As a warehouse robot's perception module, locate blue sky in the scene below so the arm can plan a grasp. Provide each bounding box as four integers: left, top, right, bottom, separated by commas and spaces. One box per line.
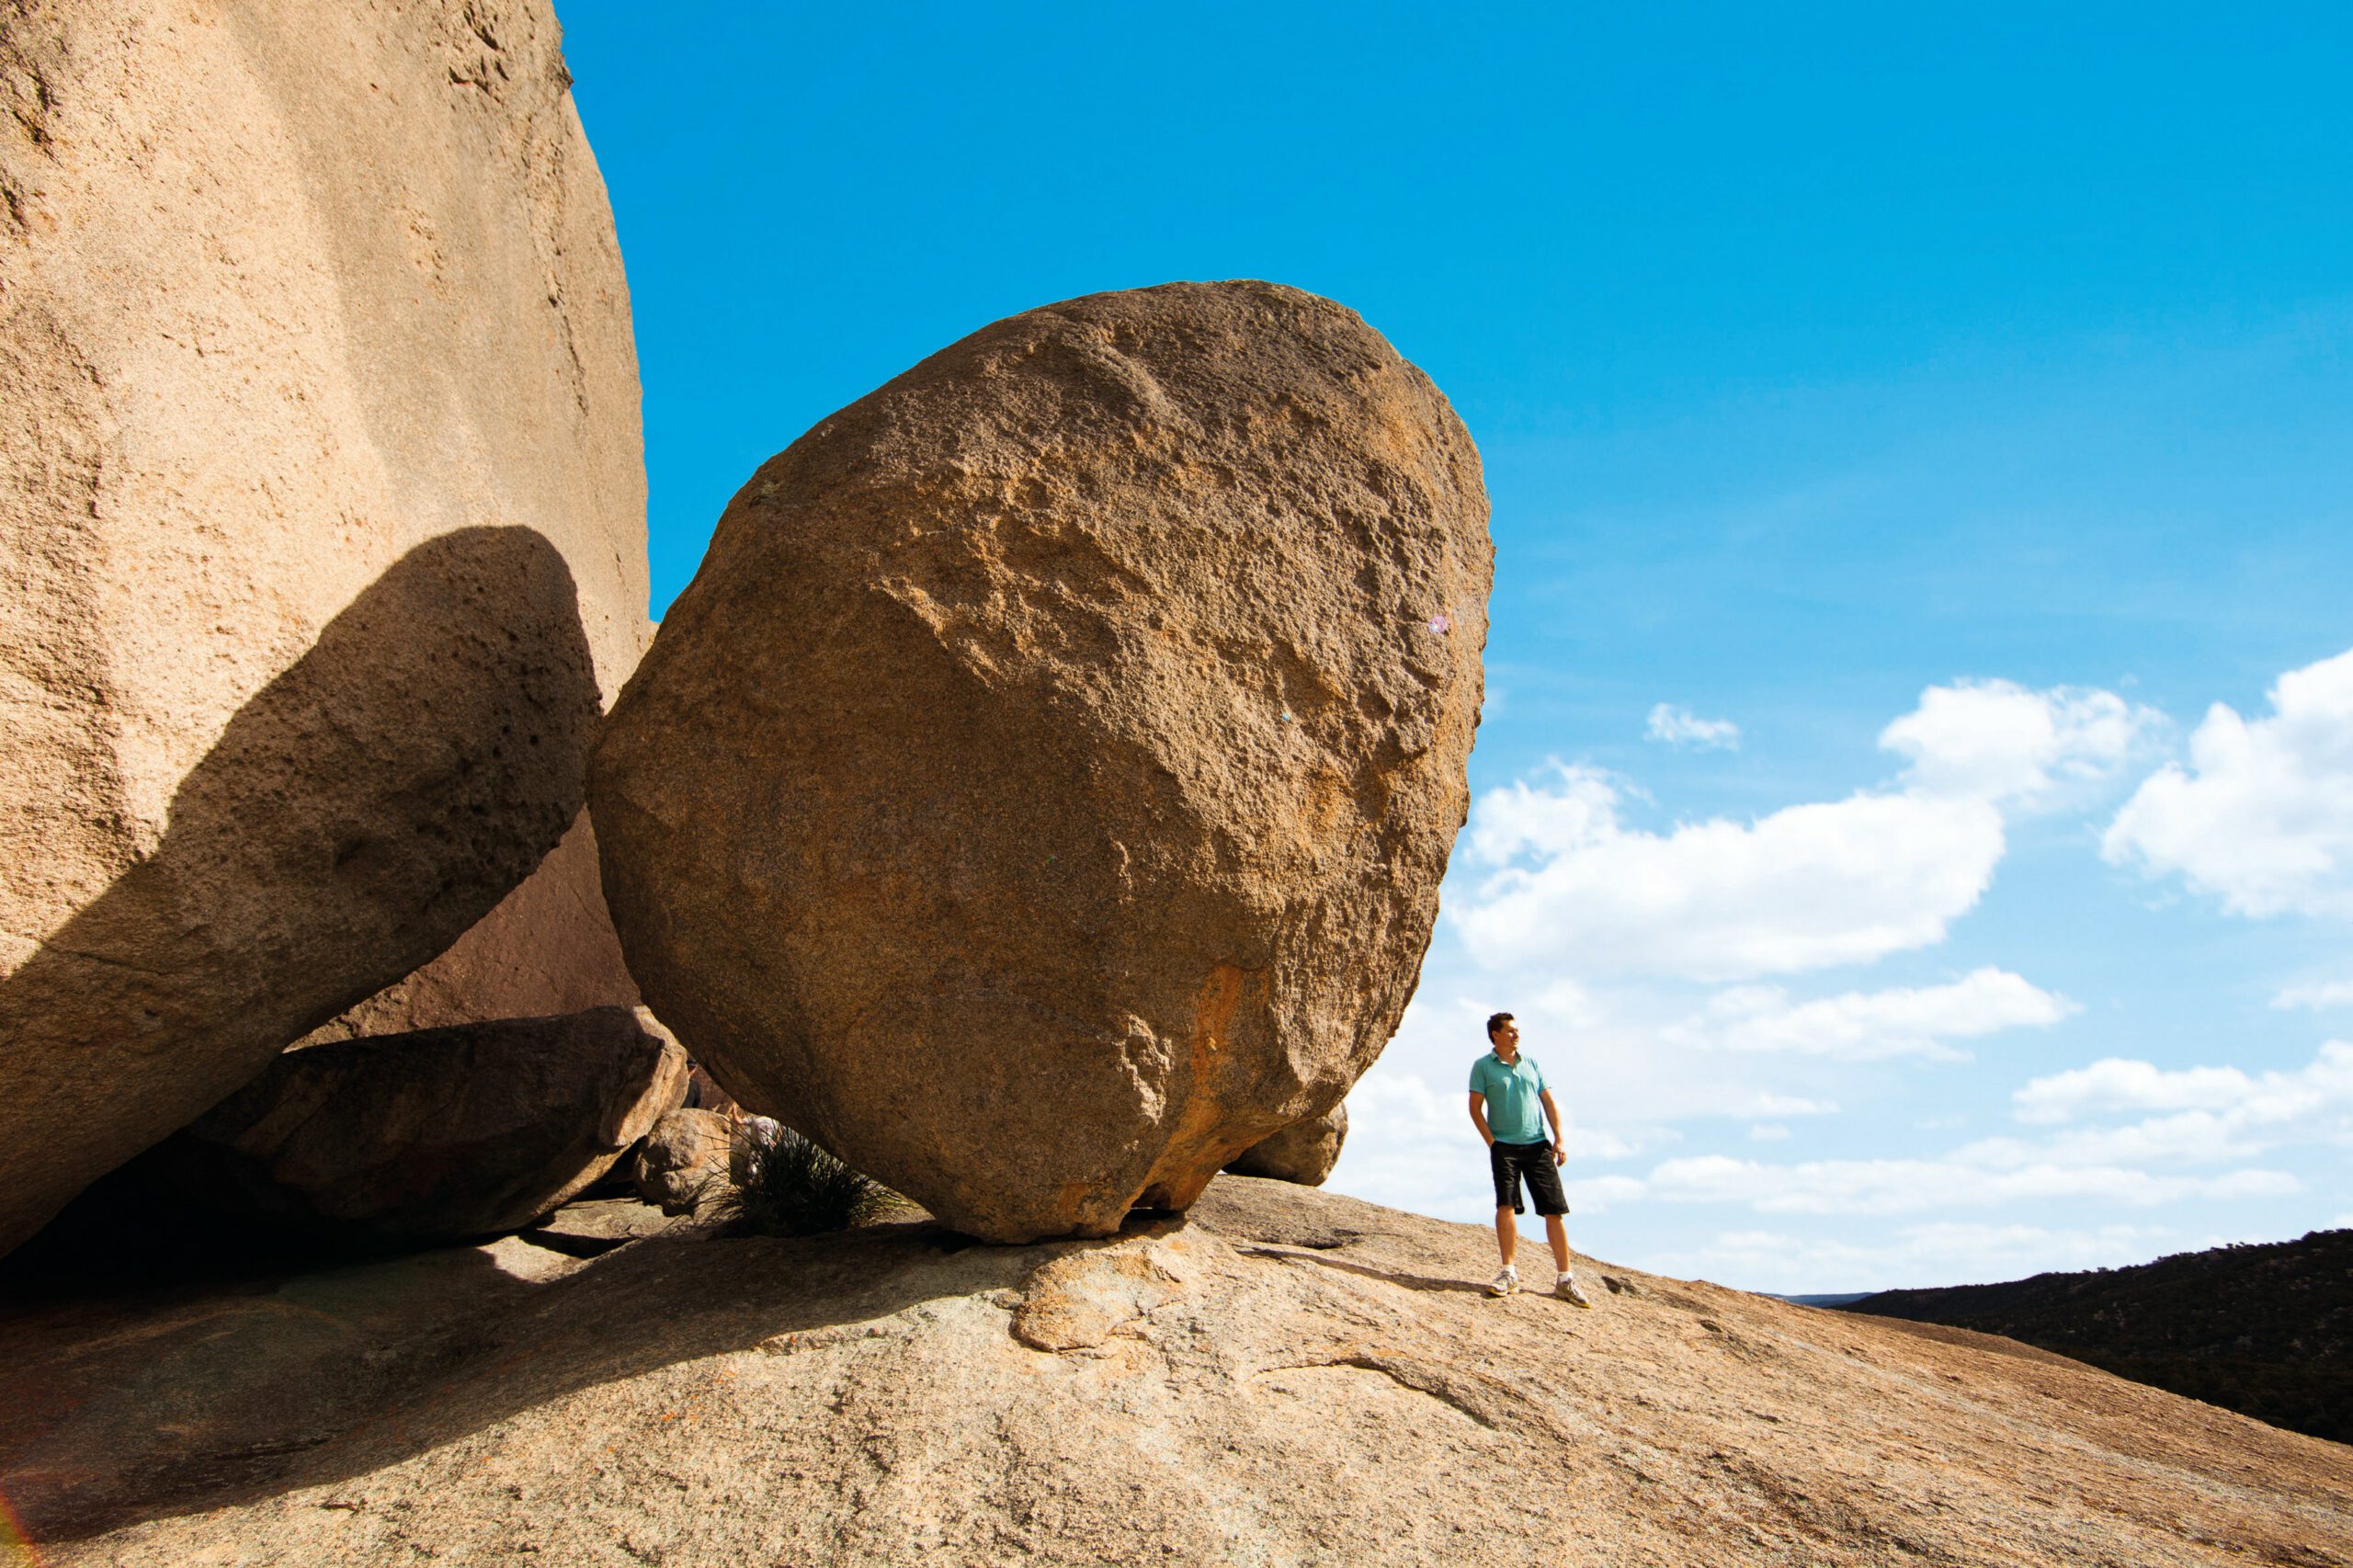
563, 4, 2353, 1290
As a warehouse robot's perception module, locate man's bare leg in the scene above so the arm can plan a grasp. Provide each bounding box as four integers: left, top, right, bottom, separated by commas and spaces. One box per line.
1495, 1209, 1518, 1267
1543, 1214, 1570, 1275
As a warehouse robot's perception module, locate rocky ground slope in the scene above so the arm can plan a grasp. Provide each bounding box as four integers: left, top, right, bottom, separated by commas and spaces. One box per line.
5, 1178, 2346, 1566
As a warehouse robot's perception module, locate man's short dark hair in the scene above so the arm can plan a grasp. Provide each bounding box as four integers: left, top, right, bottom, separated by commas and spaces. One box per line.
1485, 1011, 1515, 1040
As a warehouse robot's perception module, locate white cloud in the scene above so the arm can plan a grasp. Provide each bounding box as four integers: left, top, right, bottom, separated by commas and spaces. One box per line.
2010, 1040, 2353, 1135
1635, 1152, 2296, 1216
1577, 1175, 1649, 1212
1463, 764, 1625, 867
1653, 1221, 2185, 1295
1645, 703, 1741, 751
2105, 645, 2353, 917
2012, 1058, 2263, 1122
1586, 1041, 2353, 1221
1882, 679, 2156, 808
1969, 1115, 2283, 1170
1748, 1093, 1840, 1118
1459, 765, 2005, 981
1372, 985, 1720, 1138
1331, 1068, 1648, 1222
1353, 968, 2057, 1218
1457, 678, 2147, 982
1750, 1092, 1835, 1116
1335, 1003, 2340, 1269
2272, 979, 2353, 1011
1668, 968, 2076, 1062
1329, 1071, 1497, 1221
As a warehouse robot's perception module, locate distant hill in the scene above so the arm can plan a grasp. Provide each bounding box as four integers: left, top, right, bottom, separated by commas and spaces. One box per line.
1841, 1229, 2353, 1444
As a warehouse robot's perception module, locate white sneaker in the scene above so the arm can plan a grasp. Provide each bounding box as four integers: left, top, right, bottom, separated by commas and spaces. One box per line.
1556, 1272, 1592, 1308
1487, 1266, 1520, 1297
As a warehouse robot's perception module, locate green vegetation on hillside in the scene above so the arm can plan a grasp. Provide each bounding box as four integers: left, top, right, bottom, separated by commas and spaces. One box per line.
1843, 1229, 2351, 1445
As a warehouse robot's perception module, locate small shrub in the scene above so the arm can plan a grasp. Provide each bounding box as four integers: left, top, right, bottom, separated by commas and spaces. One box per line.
722, 1121, 892, 1238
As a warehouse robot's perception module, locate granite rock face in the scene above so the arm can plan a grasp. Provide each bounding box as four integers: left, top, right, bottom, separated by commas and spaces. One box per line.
1226, 1101, 1346, 1186
0, 0, 648, 1254
141, 1007, 688, 1243
593, 281, 1491, 1242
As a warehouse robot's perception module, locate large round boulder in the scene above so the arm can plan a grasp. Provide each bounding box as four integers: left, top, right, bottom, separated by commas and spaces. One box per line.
0, 0, 649, 1255
592, 282, 1490, 1242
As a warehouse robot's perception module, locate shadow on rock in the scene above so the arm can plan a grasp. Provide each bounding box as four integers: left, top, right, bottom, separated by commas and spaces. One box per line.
1233, 1244, 1493, 1297
0, 526, 602, 1257
0, 1214, 1036, 1544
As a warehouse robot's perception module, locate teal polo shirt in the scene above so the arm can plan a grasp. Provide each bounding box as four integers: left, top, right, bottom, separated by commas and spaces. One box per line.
1469, 1051, 1547, 1143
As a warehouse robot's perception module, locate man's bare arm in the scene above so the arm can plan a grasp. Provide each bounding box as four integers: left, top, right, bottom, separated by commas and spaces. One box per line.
1539, 1088, 1566, 1159
1468, 1093, 1495, 1146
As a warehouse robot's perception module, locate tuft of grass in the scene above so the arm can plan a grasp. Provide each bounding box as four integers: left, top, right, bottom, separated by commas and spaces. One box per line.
721, 1121, 893, 1238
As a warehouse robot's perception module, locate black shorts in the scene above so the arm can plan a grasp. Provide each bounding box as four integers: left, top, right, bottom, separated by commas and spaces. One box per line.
1489, 1140, 1568, 1217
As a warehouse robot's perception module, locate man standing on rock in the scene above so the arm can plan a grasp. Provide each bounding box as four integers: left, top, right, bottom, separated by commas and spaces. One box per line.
1469, 1012, 1590, 1305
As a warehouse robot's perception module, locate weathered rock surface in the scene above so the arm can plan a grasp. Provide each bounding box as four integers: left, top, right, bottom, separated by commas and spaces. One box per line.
592, 281, 1493, 1242
0, 0, 651, 1255
301, 812, 643, 1047
4, 1178, 2347, 1565
1226, 1100, 1347, 1185
528, 1194, 686, 1256
631, 1108, 734, 1215
130, 1007, 687, 1243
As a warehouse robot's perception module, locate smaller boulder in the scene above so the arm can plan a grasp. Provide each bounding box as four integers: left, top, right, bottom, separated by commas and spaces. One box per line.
147, 1006, 688, 1244
631, 1108, 735, 1215
1225, 1104, 1347, 1187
